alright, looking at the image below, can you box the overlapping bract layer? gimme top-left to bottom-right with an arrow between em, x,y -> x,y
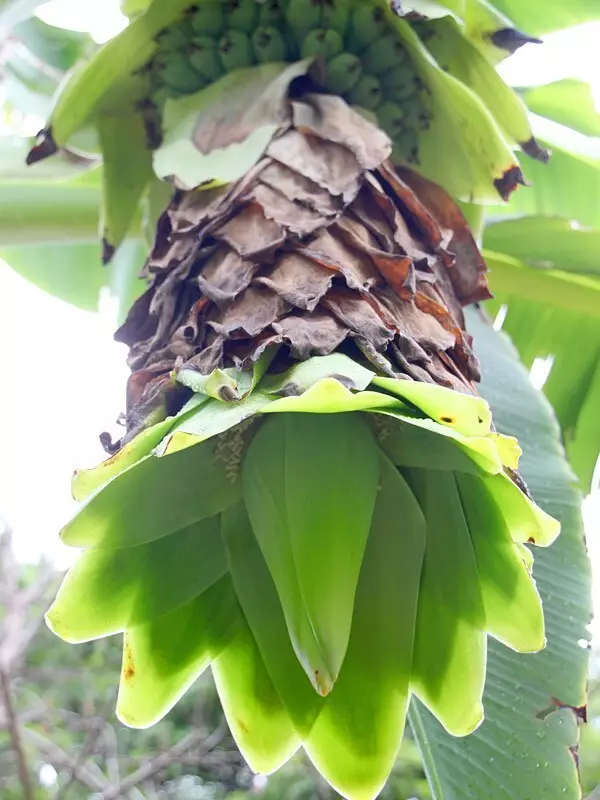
113,94 -> 490,447
48,359 -> 558,800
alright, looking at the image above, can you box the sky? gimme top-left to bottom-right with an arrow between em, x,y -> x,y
0,1 -> 598,628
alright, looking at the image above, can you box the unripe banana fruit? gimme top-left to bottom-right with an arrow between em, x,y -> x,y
218,29 -> 254,71
380,63 -> 418,97
258,0 -> 287,28
156,22 -> 193,52
159,52 -> 209,93
325,52 -> 362,95
226,0 -> 260,32
362,33 -> 408,76
252,25 -> 288,63
377,101 -> 406,139
347,4 -> 387,52
189,36 -> 224,81
301,28 -> 344,61
190,2 -> 225,36
285,0 -> 322,32
345,74 -> 382,110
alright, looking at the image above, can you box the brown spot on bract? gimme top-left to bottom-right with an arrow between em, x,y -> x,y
237,719 -> 249,734
123,644 -> 135,681
440,416 -> 454,424
527,537 -> 536,544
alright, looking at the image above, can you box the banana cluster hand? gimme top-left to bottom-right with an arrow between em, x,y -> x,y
48,359 -> 557,800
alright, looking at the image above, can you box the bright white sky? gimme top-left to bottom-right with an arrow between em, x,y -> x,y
0,2 -> 598,635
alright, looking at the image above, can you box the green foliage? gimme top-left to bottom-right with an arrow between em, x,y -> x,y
409,309 -> 592,800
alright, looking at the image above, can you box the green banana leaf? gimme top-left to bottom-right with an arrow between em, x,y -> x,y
409,307 -> 592,800
1,239 -> 146,322
484,250 -> 600,493
12,16 -> 94,71
522,80 -> 600,138
484,217 -> 600,278
492,0 -> 600,36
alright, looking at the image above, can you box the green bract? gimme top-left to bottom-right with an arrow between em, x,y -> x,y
48,353 -> 558,800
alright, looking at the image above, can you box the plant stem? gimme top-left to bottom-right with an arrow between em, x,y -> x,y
0,668 -> 35,800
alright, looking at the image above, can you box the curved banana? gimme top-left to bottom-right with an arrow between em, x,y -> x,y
116,575 -> 239,728
419,16 -> 548,158
304,454 -> 425,800
406,467 -> 487,736
218,29 -> 254,71
456,472 -> 545,653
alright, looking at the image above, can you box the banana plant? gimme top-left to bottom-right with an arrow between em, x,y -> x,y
0,1 -> 598,798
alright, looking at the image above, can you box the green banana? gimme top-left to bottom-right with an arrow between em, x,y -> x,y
304,454 -> 425,800
321,0 -> 352,35
155,21 -> 193,51
60,437 -> 241,549
325,52 -> 362,95
406,467 -> 487,736
420,17 -> 545,155
46,516 -> 227,642
242,413 -> 380,694
362,32 -> 408,76
376,100 -> 406,139
225,0 -> 260,32
212,616 -> 302,774
221,501 -> 324,736
97,113 -> 153,262
285,0 -> 323,32
258,0 -> 288,27
188,35 -> 224,80
345,74 -> 382,110
117,576 -> 240,729
346,3 -> 387,52
189,1 -> 226,35
251,25 -> 288,63
301,28 -> 344,61
379,62 -> 417,93
218,29 -> 254,71
159,51 -> 210,92
464,0 -> 541,64
392,128 -> 420,164
456,472 -> 545,653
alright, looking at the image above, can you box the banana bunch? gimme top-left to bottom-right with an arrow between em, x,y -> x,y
48,354 -> 557,800
145,0 -> 431,165
26,0 -> 551,252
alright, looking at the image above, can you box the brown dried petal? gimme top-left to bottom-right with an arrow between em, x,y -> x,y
210,285 -> 289,338
321,287 -> 396,350
300,228 -> 380,292
258,160 -> 342,218
256,253 -> 333,312
252,182 -> 325,236
197,245 -> 260,306
213,201 -> 285,257
292,95 -> 392,171
272,311 -> 349,359
267,130 -> 362,200
396,167 -> 491,304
